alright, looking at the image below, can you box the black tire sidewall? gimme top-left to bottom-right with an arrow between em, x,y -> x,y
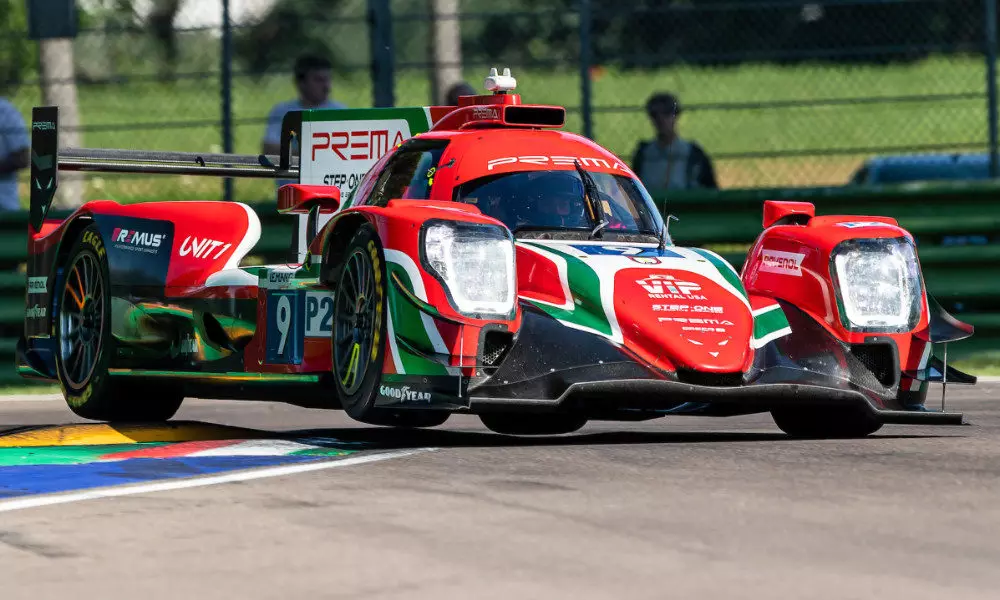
56,225 -> 115,417
332,225 -> 388,420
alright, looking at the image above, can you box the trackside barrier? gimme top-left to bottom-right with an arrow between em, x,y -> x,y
0,180 -> 997,385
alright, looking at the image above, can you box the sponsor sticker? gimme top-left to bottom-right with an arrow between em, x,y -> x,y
635,274 -> 707,300
487,155 -> 629,172
27,277 -> 47,294
629,256 -> 661,265
179,236 -> 233,260
379,385 -> 432,403
760,249 -> 805,276
111,227 -> 167,255
652,304 -> 724,314
25,305 -> 47,319
837,221 -> 891,229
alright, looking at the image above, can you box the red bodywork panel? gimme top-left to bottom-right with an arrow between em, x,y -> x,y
744,208 -> 930,384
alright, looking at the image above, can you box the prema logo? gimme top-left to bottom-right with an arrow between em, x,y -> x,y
487,155 -> 629,172
179,236 -> 233,260
379,385 -> 431,403
635,274 -> 706,300
760,249 -> 805,276
111,228 -> 167,253
311,129 -> 406,161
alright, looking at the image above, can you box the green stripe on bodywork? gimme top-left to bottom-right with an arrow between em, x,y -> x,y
689,248 -> 748,300
386,262 -> 448,376
301,107 -> 433,141
753,305 -> 791,341
519,242 -> 613,336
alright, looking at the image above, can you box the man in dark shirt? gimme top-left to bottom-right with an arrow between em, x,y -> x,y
631,93 -> 717,191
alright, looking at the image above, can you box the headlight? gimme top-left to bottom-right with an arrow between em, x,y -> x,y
831,237 -> 922,332
422,221 -> 515,317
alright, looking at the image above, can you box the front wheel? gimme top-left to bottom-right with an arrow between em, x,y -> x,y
331,225 -> 389,423
479,413 -> 588,436
770,406 -> 883,439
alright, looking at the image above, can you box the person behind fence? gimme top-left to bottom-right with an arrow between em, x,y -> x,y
261,54 -> 347,159
0,95 -> 30,211
631,93 -> 717,191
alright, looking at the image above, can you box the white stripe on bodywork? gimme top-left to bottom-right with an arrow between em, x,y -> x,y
383,249 -> 457,376
752,304 -> 781,317
751,326 -> 792,349
911,338 -> 933,391
205,202 -> 263,288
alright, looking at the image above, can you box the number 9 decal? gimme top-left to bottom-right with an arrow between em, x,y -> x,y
276,295 -> 292,355
266,290 -> 303,365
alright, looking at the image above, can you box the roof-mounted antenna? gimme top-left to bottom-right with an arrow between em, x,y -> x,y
484,67 -> 517,94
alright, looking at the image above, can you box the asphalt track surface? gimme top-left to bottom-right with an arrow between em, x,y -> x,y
1,383 -> 999,599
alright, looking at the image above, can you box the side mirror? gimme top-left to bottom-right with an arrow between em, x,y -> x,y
763,200 -> 814,228
278,184 -> 341,214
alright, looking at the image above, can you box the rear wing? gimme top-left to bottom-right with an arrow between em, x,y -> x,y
28,105 -> 442,261
28,106 -> 299,234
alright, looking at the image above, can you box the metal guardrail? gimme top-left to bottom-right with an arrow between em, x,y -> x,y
1,181 -> 997,384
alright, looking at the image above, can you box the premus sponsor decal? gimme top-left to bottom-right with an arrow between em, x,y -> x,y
111,227 -> 167,254
759,249 -> 805,276
97,217 -> 174,291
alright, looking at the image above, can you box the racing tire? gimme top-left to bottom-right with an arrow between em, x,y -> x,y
55,225 -> 184,422
330,225 -> 390,424
770,406 -> 883,439
479,413 -> 588,436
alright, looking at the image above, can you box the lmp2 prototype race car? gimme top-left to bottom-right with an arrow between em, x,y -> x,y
18,69 -> 976,437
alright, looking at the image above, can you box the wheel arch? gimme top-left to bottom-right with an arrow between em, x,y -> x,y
320,212 -> 374,285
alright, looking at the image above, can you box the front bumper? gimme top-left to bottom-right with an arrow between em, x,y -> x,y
469,378 -> 963,425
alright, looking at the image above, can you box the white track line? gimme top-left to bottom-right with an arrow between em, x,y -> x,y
0,448 -> 435,514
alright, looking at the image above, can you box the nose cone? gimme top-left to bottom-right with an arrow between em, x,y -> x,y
612,269 -> 754,373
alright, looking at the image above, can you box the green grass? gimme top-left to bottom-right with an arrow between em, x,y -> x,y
5,56 -> 990,205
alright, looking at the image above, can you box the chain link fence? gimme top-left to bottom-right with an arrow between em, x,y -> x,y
0,0 -> 996,204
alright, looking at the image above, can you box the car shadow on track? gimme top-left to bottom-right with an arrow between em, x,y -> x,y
274,425 -> 958,450
0,420 -> 962,452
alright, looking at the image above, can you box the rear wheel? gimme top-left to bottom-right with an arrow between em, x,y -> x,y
770,406 -> 883,439
56,225 -> 183,422
479,413 -> 588,436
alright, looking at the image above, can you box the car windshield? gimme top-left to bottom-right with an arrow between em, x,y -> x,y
455,170 -> 660,235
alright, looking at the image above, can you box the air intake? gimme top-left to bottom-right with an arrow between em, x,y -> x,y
503,105 -> 565,128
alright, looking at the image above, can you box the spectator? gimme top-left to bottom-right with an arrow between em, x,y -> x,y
445,81 -> 477,106
261,54 -> 346,157
631,93 -> 717,191
0,95 -> 30,211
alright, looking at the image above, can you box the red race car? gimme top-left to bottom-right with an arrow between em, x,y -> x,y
18,69 -> 975,437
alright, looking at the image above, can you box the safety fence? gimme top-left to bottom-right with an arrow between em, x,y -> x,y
2,0 -> 998,194
0,181 -> 996,385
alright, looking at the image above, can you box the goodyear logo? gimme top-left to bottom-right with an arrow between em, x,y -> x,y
379,385 -> 431,403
